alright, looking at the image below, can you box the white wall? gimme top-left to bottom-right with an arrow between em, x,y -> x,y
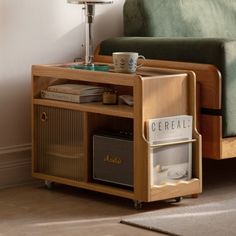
0,0 -> 125,187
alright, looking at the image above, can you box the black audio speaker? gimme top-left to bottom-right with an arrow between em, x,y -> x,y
93,133 -> 133,187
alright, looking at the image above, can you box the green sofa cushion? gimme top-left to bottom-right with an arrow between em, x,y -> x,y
99,37 -> 236,138
123,0 -> 236,38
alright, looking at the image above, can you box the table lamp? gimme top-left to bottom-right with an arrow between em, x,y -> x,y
67,0 -> 113,70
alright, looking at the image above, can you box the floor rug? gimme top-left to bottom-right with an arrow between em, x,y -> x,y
121,154 -> 236,236
121,196 -> 236,236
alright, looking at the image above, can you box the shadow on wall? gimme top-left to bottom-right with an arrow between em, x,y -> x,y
44,22 -> 85,63
56,1 -> 125,61
93,2 -> 125,48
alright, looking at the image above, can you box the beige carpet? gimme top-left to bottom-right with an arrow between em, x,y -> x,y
121,159 -> 236,236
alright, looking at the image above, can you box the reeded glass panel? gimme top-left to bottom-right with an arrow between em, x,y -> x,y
34,105 -> 84,181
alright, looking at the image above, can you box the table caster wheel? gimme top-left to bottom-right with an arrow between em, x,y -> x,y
175,196 -> 183,203
45,180 -> 54,189
134,200 -> 143,209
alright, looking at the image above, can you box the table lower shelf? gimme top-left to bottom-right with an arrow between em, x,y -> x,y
33,172 -> 134,199
33,172 -> 201,202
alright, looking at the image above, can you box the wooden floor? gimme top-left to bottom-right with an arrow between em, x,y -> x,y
0,183 -> 163,236
0,158 -> 236,236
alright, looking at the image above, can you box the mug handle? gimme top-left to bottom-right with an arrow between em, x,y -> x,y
136,55 -> 146,69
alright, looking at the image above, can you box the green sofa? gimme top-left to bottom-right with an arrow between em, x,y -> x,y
97,0 -> 236,159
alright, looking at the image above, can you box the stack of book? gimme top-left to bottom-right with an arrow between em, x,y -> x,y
146,115 -> 193,186
41,83 -> 105,103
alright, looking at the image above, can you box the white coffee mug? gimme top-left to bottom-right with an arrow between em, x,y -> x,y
112,52 -> 146,73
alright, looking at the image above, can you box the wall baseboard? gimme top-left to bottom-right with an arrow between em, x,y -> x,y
0,144 -> 33,189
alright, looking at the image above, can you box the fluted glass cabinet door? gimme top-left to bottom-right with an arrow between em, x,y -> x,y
34,105 -> 84,181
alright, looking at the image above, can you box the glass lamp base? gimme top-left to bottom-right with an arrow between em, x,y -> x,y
68,64 -> 110,71
67,0 -> 113,4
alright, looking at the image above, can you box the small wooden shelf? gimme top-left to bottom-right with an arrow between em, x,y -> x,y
31,61 -> 202,206
150,178 -> 200,202
33,98 -> 134,118
32,64 -> 135,86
